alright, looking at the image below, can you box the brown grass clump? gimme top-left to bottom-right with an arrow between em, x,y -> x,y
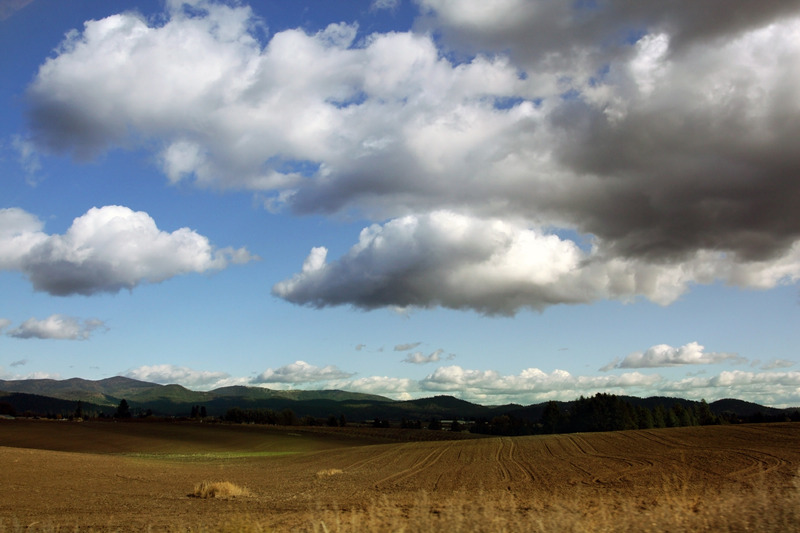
191,481 -> 251,499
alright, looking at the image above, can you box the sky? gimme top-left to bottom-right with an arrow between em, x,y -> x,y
1,0 -> 799,408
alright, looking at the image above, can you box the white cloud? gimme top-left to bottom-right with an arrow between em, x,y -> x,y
24,2 -> 800,312
0,205 -> 256,295
611,342 -> 746,369
124,364 -> 234,389
0,368 -> 61,381
257,365 -> 800,406
665,370 -> 800,408
274,212 -> 800,314
252,360 -> 355,384
403,349 -> 443,364
7,315 -> 107,340
417,365 -> 664,403
334,375 -> 417,400
0,318 -> 11,332
0,207 -> 48,270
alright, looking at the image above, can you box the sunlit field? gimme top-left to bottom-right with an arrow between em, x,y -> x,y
1,420 -> 798,532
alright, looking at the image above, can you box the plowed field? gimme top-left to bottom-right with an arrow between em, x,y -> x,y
1,420 -> 799,531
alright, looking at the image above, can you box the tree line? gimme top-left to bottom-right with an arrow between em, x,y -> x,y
469,393 -> 800,436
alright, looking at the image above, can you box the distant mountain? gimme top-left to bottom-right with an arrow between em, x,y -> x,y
0,376 -> 203,407
1,376 -> 797,424
710,398 -> 788,417
211,387 -> 391,403
0,391 -> 112,418
0,377 -> 391,417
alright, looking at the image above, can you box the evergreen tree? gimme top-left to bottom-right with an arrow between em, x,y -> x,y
279,408 -> 296,426
114,399 -> 131,419
541,401 -> 563,434
652,405 -> 667,428
636,406 -> 654,429
694,399 -> 717,425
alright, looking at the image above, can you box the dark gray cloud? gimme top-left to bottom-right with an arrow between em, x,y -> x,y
548,93 -> 800,262
394,342 -> 421,351
418,0 -> 800,73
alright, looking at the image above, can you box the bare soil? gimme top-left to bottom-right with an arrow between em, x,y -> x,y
1,420 -> 798,531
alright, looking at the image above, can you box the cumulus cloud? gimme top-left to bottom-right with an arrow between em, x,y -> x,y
402,349 -> 443,364
124,364 -> 235,389
336,375 -> 417,400
0,205 -> 256,296
6,314 -> 106,340
274,212 -> 800,314
252,360 -> 355,384
418,365 -> 663,403
609,342 -> 746,369
665,370 -> 800,408
24,1 -> 800,311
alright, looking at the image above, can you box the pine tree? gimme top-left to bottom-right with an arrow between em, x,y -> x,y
115,399 -> 131,419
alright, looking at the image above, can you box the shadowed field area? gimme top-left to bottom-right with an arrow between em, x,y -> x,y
1,420 -> 799,531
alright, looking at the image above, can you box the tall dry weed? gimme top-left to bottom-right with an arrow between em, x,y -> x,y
302,473 -> 800,533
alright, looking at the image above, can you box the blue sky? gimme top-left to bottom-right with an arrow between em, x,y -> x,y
1,0 -> 799,407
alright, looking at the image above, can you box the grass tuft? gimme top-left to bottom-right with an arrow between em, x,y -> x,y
190,481 -> 251,499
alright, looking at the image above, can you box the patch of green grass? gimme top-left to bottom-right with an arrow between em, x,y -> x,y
122,451 -> 298,461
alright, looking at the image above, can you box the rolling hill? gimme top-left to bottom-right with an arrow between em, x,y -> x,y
1,376 -> 797,424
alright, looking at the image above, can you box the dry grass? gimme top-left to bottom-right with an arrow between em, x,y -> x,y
190,480 -> 251,499
2,477 -> 799,532
301,475 -> 800,533
315,468 -> 344,478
